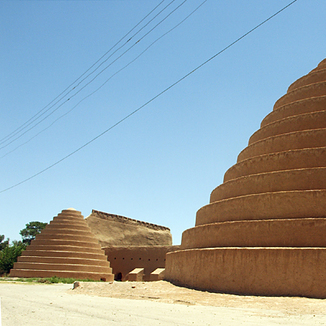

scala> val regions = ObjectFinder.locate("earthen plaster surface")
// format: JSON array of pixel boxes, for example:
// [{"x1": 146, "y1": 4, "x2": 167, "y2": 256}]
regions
[
  {"x1": 165, "y1": 58, "x2": 326, "y2": 298},
  {"x1": 86, "y1": 210, "x2": 172, "y2": 247},
  {"x1": 10, "y1": 209, "x2": 114, "y2": 281}
]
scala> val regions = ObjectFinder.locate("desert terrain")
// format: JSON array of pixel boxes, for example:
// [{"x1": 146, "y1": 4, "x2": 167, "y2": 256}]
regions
[{"x1": 1, "y1": 280, "x2": 326, "y2": 325}]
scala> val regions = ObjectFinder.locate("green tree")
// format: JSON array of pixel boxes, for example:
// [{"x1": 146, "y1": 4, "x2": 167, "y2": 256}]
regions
[
  {"x1": 0, "y1": 235, "x2": 9, "y2": 251},
  {"x1": 0, "y1": 241, "x2": 26, "y2": 274},
  {"x1": 20, "y1": 221, "x2": 47, "y2": 245}
]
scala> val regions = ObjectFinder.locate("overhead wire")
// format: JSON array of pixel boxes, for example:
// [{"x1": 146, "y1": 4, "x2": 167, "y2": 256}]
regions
[
  {"x1": 0, "y1": 0, "x2": 189, "y2": 151},
  {"x1": 0, "y1": 0, "x2": 298, "y2": 194},
  {"x1": 0, "y1": 0, "x2": 173, "y2": 146},
  {"x1": 0, "y1": 0, "x2": 208, "y2": 160}
]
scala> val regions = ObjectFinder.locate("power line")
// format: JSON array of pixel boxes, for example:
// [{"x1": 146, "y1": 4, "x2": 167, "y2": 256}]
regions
[
  {"x1": 0, "y1": 0, "x2": 172, "y2": 146},
  {"x1": 0, "y1": 0, "x2": 208, "y2": 160},
  {"x1": 0, "y1": 0, "x2": 298, "y2": 194},
  {"x1": 0, "y1": 0, "x2": 189, "y2": 151}
]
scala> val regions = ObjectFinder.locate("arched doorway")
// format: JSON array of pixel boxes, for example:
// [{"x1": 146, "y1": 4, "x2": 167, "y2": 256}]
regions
[{"x1": 115, "y1": 272, "x2": 122, "y2": 281}]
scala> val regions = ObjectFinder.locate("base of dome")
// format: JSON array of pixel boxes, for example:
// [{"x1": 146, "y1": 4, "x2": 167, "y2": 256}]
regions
[
  {"x1": 165, "y1": 247, "x2": 326, "y2": 298},
  {"x1": 9, "y1": 269, "x2": 114, "y2": 281}
]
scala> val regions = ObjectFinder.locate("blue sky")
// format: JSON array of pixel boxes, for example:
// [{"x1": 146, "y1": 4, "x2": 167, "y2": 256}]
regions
[{"x1": 1, "y1": 0, "x2": 325, "y2": 245}]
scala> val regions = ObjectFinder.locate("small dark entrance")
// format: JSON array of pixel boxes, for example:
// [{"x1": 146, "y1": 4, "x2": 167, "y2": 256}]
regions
[{"x1": 114, "y1": 272, "x2": 122, "y2": 281}]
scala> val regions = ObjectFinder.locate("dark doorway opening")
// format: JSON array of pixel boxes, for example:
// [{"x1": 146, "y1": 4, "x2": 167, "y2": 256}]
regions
[{"x1": 115, "y1": 272, "x2": 122, "y2": 281}]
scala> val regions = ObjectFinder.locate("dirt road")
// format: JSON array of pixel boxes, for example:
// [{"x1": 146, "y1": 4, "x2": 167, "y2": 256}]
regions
[{"x1": 1, "y1": 281, "x2": 326, "y2": 325}]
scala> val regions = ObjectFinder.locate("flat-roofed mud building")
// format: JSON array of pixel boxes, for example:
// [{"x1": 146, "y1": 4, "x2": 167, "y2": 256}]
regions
[{"x1": 86, "y1": 210, "x2": 175, "y2": 281}]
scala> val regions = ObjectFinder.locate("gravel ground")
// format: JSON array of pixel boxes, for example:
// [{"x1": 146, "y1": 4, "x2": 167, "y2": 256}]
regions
[{"x1": 1, "y1": 280, "x2": 326, "y2": 325}]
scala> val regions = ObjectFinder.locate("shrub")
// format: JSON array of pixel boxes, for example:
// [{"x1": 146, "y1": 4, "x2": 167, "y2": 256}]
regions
[
  {"x1": 0, "y1": 241, "x2": 26, "y2": 274},
  {"x1": 0, "y1": 235, "x2": 9, "y2": 251},
  {"x1": 20, "y1": 221, "x2": 47, "y2": 245}
]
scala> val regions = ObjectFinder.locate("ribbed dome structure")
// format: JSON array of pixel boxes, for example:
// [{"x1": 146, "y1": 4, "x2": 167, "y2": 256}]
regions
[
  {"x1": 10, "y1": 208, "x2": 114, "y2": 281},
  {"x1": 165, "y1": 58, "x2": 326, "y2": 298}
]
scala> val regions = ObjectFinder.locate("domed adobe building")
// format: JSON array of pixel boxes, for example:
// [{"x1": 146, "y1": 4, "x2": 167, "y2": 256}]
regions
[
  {"x1": 165, "y1": 58, "x2": 326, "y2": 298},
  {"x1": 10, "y1": 208, "x2": 114, "y2": 281}
]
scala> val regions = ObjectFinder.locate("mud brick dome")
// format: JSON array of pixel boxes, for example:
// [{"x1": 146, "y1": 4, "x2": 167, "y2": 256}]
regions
[
  {"x1": 10, "y1": 208, "x2": 114, "y2": 281},
  {"x1": 165, "y1": 58, "x2": 326, "y2": 298}
]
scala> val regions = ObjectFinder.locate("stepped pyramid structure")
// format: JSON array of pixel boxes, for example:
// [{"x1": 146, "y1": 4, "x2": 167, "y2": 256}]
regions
[
  {"x1": 165, "y1": 58, "x2": 326, "y2": 298},
  {"x1": 10, "y1": 208, "x2": 114, "y2": 281}
]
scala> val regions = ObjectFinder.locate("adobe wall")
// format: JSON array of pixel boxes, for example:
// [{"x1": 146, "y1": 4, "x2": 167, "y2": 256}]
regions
[
  {"x1": 287, "y1": 68, "x2": 326, "y2": 91},
  {"x1": 223, "y1": 147, "x2": 326, "y2": 182},
  {"x1": 237, "y1": 129, "x2": 326, "y2": 162},
  {"x1": 262, "y1": 97, "x2": 326, "y2": 127},
  {"x1": 104, "y1": 246, "x2": 178, "y2": 281},
  {"x1": 181, "y1": 218, "x2": 326, "y2": 249},
  {"x1": 211, "y1": 167, "x2": 326, "y2": 201},
  {"x1": 249, "y1": 111, "x2": 326, "y2": 145},
  {"x1": 166, "y1": 248, "x2": 326, "y2": 298},
  {"x1": 165, "y1": 59, "x2": 326, "y2": 297},
  {"x1": 86, "y1": 210, "x2": 172, "y2": 247},
  {"x1": 274, "y1": 81, "x2": 326, "y2": 109},
  {"x1": 196, "y1": 190, "x2": 326, "y2": 225}
]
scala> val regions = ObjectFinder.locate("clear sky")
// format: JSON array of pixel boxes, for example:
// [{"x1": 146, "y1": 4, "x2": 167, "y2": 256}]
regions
[{"x1": 1, "y1": 0, "x2": 325, "y2": 245}]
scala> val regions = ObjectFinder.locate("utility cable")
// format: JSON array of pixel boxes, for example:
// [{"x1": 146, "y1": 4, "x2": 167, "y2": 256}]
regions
[
  {"x1": 0, "y1": 0, "x2": 187, "y2": 151},
  {"x1": 0, "y1": 0, "x2": 171, "y2": 145},
  {"x1": 0, "y1": 0, "x2": 298, "y2": 194},
  {"x1": 0, "y1": 0, "x2": 208, "y2": 160}
]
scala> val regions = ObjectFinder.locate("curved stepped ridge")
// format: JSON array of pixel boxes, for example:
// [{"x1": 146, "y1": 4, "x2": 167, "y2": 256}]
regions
[
  {"x1": 165, "y1": 58, "x2": 326, "y2": 298},
  {"x1": 10, "y1": 208, "x2": 114, "y2": 281}
]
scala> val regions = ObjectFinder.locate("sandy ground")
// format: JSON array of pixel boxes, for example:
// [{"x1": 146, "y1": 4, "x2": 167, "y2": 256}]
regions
[{"x1": 1, "y1": 280, "x2": 326, "y2": 325}]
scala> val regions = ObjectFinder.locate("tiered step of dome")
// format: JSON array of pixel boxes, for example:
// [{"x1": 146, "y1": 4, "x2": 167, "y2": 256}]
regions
[
  {"x1": 10, "y1": 208, "x2": 114, "y2": 281},
  {"x1": 261, "y1": 96, "x2": 326, "y2": 127},
  {"x1": 165, "y1": 58, "x2": 326, "y2": 298}
]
